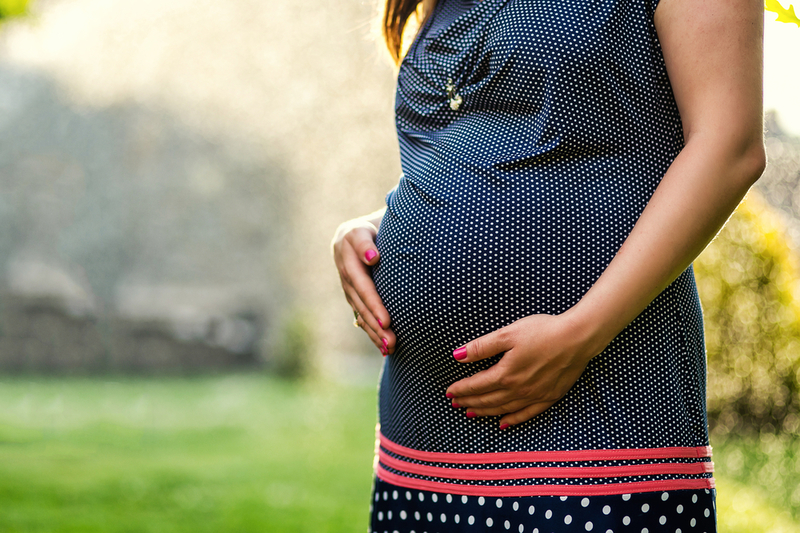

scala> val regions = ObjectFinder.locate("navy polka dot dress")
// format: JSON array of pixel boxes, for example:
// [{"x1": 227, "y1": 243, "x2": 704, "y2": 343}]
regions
[{"x1": 370, "y1": 0, "x2": 717, "y2": 531}]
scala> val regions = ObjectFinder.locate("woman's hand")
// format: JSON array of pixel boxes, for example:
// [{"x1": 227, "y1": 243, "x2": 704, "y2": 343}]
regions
[
  {"x1": 331, "y1": 211, "x2": 395, "y2": 355},
  {"x1": 445, "y1": 312, "x2": 606, "y2": 428}
]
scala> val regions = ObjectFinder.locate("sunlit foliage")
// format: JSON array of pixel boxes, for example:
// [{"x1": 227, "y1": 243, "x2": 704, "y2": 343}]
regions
[
  {"x1": 0, "y1": 0, "x2": 28, "y2": 20},
  {"x1": 695, "y1": 192, "x2": 800, "y2": 437},
  {"x1": 766, "y1": 0, "x2": 800, "y2": 27}
]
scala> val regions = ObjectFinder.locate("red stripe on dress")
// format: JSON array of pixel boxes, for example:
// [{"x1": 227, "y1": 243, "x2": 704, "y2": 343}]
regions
[
  {"x1": 379, "y1": 450, "x2": 714, "y2": 481},
  {"x1": 380, "y1": 433, "x2": 712, "y2": 464},
  {"x1": 376, "y1": 464, "x2": 716, "y2": 497}
]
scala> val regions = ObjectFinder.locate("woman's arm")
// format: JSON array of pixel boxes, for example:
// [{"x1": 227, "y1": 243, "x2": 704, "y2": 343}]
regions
[
  {"x1": 331, "y1": 206, "x2": 396, "y2": 354},
  {"x1": 445, "y1": 0, "x2": 766, "y2": 428}
]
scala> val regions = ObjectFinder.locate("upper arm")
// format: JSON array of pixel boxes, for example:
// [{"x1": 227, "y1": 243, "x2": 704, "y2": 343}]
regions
[{"x1": 654, "y1": 0, "x2": 765, "y2": 161}]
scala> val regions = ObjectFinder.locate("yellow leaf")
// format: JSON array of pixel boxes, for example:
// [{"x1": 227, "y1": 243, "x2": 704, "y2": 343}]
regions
[{"x1": 766, "y1": 0, "x2": 800, "y2": 27}]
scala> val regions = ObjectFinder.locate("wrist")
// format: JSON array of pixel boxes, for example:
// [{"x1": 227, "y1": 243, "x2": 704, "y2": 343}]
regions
[{"x1": 560, "y1": 300, "x2": 619, "y2": 361}]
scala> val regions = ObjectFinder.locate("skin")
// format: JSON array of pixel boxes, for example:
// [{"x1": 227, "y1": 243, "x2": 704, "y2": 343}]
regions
[{"x1": 331, "y1": 0, "x2": 765, "y2": 428}]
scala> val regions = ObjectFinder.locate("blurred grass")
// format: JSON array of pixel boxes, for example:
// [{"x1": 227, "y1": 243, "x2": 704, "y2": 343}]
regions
[
  {"x1": 0, "y1": 375, "x2": 798, "y2": 533},
  {"x1": 0, "y1": 375, "x2": 377, "y2": 533}
]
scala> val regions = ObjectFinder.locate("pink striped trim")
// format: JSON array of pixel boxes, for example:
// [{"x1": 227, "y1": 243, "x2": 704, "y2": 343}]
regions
[
  {"x1": 379, "y1": 450, "x2": 714, "y2": 481},
  {"x1": 380, "y1": 433, "x2": 712, "y2": 464},
  {"x1": 376, "y1": 464, "x2": 716, "y2": 497}
]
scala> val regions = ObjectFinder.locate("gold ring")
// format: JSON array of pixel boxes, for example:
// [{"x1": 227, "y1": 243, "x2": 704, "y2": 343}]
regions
[{"x1": 353, "y1": 309, "x2": 360, "y2": 328}]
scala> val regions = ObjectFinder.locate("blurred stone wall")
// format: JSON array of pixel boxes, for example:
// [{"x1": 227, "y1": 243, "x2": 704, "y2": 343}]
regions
[{"x1": 0, "y1": 0, "x2": 400, "y2": 374}]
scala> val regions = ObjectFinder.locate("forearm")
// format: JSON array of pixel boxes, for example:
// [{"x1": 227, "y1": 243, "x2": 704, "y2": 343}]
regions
[{"x1": 566, "y1": 137, "x2": 766, "y2": 357}]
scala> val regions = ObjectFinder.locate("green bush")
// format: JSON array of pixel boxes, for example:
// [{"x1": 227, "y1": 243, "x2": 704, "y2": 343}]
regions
[
  {"x1": 695, "y1": 191, "x2": 800, "y2": 437},
  {"x1": 0, "y1": 0, "x2": 28, "y2": 20},
  {"x1": 270, "y1": 309, "x2": 316, "y2": 379}
]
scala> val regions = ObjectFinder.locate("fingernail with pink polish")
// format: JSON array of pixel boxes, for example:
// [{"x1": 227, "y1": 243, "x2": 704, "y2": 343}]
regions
[
  {"x1": 378, "y1": 318, "x2": 384, "y2": 328},
  {"x1": 499, "y1": 423, "x2": 510, "y2": 430},
  {"x1": 452, "y1": 402, "x2": 461, "y2": 408},
  {"x1": 453, "y1": 347, "x2": 467, "y2": 360},
  {"x1": 382, "y1": 338, "x2": 388, "y2": 349},
  {"x1": 365, "y1": 249, "x2": 377, "y2": 262},
  {"x1": 446, "y1": 392, "x2": 454, "y2": 399},
  {"x1": 380, "y1": 346, "x2": 387, "y2": 356},
  {"x1": 466, "y1": 411, "x2": 477, "y2": 418}
]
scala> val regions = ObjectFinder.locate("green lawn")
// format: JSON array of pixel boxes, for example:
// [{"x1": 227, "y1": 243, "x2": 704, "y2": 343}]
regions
[{"x1": 0, "y1": 375, "x2": 797, "y2": 532}]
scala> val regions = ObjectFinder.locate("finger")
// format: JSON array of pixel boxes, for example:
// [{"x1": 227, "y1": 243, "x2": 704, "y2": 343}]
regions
[
  {"x1": 498, "y1": 402, "x2": 556, "y2": 428},
  {"x1": 347, "y1": 292, "x2": 388, "y2": 354},
  {"x1": 355, "y1": 314, "x2": 388, "y2": 356},
  {"x1": 345, "y1": 289, "x2": 396, "y2": 355},
  {"x1": 345, "y1": 225, "x2": 379, "y2": 263},
  {"x1": 452, "y1": 327, "x2": 513, "y2": 363},
  {"x1": 459, "y1": 398, "x2": 531, "y2": 418},
  {"x1": 446, "y1": 366, "x2": 505, "y2": 398},
  {"x1": 341, "y1": 240, "x2": 392, "y2": 331},
  {"x1": 451, "y1": 389, "x2": 515, "y2": 410}
]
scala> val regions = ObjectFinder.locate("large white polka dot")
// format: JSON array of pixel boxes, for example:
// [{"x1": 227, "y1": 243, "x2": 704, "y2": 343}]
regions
[
  {"x1": 585, "y1": 521, "x2": 593, "y2": 531},
  {"x1": 602, "y1": 505, "x2": 611, "y2": 515},
  {"x1": 581, "y1": 498, "x2": 590, "y2": 507},
  {"x1": 565, "y1": 515, "x2": 573, "y2": 525},
  {"x1": 486, "y1": 517, "x2": 494, "y2": 527},
  {"x1": 623, "y1": 516, "x2": 631, "y2": 526}
]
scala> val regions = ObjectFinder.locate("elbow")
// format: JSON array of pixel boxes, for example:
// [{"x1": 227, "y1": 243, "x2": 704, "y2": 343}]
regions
[{"x1": 739, "y1": 138, "x2": 767, "y2": 187}]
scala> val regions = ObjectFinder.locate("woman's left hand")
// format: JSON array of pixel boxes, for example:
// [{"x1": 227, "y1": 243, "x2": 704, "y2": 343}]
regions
[{"x1": 445, "y1": 312, "x2": 604, "y2": 429}]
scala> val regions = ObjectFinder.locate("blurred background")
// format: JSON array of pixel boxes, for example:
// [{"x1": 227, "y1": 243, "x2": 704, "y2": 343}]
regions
[{"x1": 0, "y1": 0, "x2": 798, "y2": 531}]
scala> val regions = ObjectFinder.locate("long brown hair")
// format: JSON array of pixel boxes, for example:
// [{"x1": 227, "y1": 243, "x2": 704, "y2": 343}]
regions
[{"x1": 382, "y1": 0, "x2": 437, "y2": 64}]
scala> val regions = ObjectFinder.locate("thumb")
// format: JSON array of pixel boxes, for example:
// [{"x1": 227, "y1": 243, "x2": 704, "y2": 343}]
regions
[
  {"x1": 453, "y1": 329, "x2": 513, "y2": 363},
  {"x1": 350, "y1": 227, "x2": 380, "y2": 266},
  {"x1": 347, "y1": 227, "x2": 380, "y2": 266}
]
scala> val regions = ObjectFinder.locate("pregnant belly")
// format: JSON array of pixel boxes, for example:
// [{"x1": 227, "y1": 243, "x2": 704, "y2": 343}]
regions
[{"x1": 372, "y1": 173, "x2": 628, "y2": 372}]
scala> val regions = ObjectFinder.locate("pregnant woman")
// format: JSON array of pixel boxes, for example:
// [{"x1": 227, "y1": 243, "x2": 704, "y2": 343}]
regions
[{"x1": 332, "y1": 0, "x2": 765, "y2": 530}]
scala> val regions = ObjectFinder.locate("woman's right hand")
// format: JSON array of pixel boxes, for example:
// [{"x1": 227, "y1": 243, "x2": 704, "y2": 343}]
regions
[{"x1": 331, "y1": 211, "x2": 395, "y2": 356}]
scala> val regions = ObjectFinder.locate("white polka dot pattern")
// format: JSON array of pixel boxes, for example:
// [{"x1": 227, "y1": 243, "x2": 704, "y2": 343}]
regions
[
  {"x1": 370, "y1": 0, "x2": 716, "y2": 529},
  {"x1": 374, "y1": 0, "x2": 709, "y2": 458}
]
